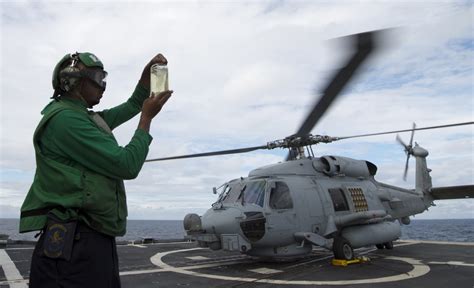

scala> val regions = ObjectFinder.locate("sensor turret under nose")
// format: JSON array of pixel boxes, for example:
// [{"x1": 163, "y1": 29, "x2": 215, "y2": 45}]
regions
[{"x1": 183, "y1": 213, "x2": 202, "y2": 232}]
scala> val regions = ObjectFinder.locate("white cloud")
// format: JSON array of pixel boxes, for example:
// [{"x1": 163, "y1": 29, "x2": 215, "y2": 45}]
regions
[{"x1": 1, "y1": 1, "x2": 473, "y2": 223}]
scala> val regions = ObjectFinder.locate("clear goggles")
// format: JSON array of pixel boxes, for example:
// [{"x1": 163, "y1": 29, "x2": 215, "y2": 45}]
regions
[{"x1": 81, "y1": 69, "x2": 108, "y2": 90}]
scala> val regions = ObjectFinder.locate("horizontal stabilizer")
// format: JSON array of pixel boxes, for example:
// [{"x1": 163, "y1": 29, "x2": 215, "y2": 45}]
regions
[{"x1": 430, "y1": 185, "x2": 474, "y2": 200}]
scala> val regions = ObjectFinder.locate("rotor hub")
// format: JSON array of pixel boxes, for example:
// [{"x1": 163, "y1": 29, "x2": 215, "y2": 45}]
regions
[{"x1": 266, "y1": 134, "x2": 337, "y2": 150}]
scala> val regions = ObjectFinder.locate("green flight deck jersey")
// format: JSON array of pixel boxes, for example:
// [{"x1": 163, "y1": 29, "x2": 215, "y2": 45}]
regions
[{"x1": 20, "y1": 84, "x2": 152, "y2": 236}]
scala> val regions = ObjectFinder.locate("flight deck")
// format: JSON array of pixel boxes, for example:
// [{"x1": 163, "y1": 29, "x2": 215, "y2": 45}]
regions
[{"x1": 1, "y1": 240, "x2": 473, "y2": 288}]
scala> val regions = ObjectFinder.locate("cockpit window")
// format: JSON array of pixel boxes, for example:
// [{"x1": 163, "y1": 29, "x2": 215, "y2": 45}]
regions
[
  {"x1": 220, "y1": 183, "x2": 244, "y2": 204},
  {"x1": 219, "y1": 185, "x2": 232, "y2": 203},
  {"x1": 328, "y1": 188, "x2": 349, "y2": 212},
  {"x1": 269, "y1": 182, "x2": 293, "y2": 209},
  {"x1": 241, "y1": 180, "x2": 266, "y2": 207}
]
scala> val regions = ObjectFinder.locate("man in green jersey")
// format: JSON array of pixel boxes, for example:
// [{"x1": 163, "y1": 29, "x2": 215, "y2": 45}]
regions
[{"x1": 20, "y1": 52, "x2": 172, "y2": 287}]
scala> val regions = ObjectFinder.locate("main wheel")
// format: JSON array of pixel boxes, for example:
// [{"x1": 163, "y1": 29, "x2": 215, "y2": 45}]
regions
[
  {"x1": 376, "y1": 244, "x2": 384, "y2": 249},
  {"x1": 384, "y1": 241, "x2": 394, "y2": 250},
  {"x1": 333, "y1": 237, "x2": 354, "y2": 260}
]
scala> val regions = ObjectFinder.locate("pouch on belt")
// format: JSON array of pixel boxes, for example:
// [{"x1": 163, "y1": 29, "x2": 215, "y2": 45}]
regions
[{"x1": 42, "y1": 213, "x2": 77, "y2": 261}]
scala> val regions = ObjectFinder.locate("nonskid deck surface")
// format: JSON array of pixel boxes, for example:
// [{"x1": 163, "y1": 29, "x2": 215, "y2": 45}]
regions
[{"x1": 1, "y1": 240, "x2": 473, "y2": 288}]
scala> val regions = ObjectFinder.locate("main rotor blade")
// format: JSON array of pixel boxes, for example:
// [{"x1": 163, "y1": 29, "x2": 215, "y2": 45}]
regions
[
  {"x1": 287, "y1": 31, "x2": 379, "y2": 160},
  {"x1": 145, "y1": 145, "x2": 268, "y2": 162},
  {"x1": 337, "y1": 121, "x2": 474, "y2": 140},
  {"x1": 294, "y1": 31, "x2": 379, "y2": 138},
  {"x1": 146, "y1": 121, "x2": 473, "y2": 163},
  {"x1": 430, "y1": 185, "x2": 474, "y2": 200}
]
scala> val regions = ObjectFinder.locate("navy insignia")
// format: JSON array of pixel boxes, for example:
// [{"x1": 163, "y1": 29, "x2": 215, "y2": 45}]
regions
[{"x1": 43, "y1": 223, "x2": 67, "y2": 258}]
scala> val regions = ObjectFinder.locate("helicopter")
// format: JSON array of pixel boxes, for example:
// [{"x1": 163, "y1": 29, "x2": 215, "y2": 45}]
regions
[{"x1": 145, "y1": 30, "x2": 474, "y2": 260}]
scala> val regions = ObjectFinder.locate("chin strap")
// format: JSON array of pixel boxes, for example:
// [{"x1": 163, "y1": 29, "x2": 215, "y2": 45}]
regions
[{"x1": 51, "y1": 89, "x2": 61, "y2": 101}]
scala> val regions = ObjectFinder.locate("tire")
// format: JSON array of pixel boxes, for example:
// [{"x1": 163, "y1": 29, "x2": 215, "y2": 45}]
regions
[
  {"x1": 376, "y1": 244, "x2": 384, "y2": 249},
  {"x1": 333, "y1": 237, "x2": 354, "y2": 260},
  {"x1": 384, "y1": 241, "x2": 394, "y2": 250}
]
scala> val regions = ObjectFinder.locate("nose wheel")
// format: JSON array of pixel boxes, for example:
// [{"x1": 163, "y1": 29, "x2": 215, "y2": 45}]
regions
[{"x1": 333, "y1": 237, "x2": 354, "y2": 260}]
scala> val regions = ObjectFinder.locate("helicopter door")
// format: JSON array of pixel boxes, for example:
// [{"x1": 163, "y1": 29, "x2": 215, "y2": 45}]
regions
[
  {"x1": 264, "y1": 181, "x2": 296, "y2": 242},
  {"x1": 306, "y1": 179, "x2": 327, "y2": 234}
]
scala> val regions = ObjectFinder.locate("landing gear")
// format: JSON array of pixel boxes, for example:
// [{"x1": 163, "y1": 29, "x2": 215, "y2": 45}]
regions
[
  {"x1": 384, "y1": 241, "x2": 394, "y2": 249},
  {"x1": 375, "y1": 241, "x2": 394, "y2": 250},
  {"x1": 333, "y1": 237, "x2": 354, "y2": 260}
]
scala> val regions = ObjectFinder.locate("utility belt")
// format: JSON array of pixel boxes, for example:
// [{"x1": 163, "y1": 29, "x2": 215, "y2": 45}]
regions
[{"x1": 76, "y1": 221, "x2": 100, "y2": 233}]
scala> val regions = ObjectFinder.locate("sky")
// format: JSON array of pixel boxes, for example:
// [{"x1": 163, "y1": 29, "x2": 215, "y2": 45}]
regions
[{"x1": 0, "y1": 0, "x2": 473, "y2": 221}]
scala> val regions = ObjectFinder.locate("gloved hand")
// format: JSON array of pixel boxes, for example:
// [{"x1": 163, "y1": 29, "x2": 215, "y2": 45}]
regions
[{"x1": 138, "y1": 90, "x2": 173, "y2": 133}]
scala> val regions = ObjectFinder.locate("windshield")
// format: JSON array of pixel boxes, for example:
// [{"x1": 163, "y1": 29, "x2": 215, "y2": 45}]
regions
[
  {"x1": 240, "y1": 180, "x2": 266, "y2": 207},
  {"x1": 214, "y1": 181, "x2": 242, "y2": 205},
  {"x1": 216, "y1": 184, "x2": 231, "y2": 203},
  {"x1": 214, "y1": 180, "x2": 267, "y2": 207}
]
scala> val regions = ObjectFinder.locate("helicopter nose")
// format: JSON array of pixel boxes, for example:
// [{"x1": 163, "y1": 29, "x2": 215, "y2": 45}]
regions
[
  {"x1": 183, "y1": 208, "x2": 265, "y2": 253},
  {"x1": 200, "y1": 207, "x2": 244, "y2": 235}
]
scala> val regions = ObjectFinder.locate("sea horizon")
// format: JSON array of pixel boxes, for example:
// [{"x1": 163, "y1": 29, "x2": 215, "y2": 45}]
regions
[
  {"x1": 1, "y1": 217, "x2": 473, "y2": 221},
  {"x1": 2, "y1": 218, "x2": 473, "y2": 242}
]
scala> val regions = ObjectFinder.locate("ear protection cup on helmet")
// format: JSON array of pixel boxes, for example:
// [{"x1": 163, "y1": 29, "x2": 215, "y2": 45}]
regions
[
  {"x1": 59, "y1": 67, "x2": 81, "y2": 92},
  {"x1": 58, "y1": 53, "x2": 81, "y2": 92}
]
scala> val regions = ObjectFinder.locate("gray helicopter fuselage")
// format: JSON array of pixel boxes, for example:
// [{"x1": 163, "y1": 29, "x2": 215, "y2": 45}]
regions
[{"x1": 185, "y1": 154, "x2": 433, "y2": 259}]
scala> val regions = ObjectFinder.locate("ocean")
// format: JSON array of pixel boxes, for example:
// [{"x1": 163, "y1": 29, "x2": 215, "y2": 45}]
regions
[{"x1": 1, "y1": 218, "x2": 473, "y2": 242}]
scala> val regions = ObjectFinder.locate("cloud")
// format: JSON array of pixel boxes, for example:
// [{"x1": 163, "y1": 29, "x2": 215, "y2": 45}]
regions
[{"x1": 1, "y1": 1, "x2": 473, "y2": 222}]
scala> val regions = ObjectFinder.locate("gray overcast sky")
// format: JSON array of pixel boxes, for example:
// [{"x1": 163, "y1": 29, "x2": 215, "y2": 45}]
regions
[{"x1": 0, "y1": 1, "x2": 473, "y2": 220}]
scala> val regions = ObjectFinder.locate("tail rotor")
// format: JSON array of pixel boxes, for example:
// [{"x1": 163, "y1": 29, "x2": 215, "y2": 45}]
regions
[{"x1": 396, "y1": 123, "x2": 416, "y2": 181}]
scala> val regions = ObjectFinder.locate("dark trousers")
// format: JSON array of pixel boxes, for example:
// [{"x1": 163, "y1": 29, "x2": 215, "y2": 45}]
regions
[{"x1": 29, "y1": 224, "x2": 121, "y2": 288}]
